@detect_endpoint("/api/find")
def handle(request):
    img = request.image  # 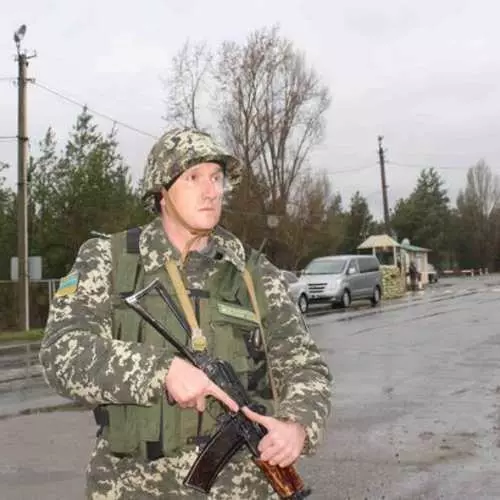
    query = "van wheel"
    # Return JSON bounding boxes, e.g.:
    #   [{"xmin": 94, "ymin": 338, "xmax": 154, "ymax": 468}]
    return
[
  {"xmin": 371, "ymin": 286, "xmax": 381, "ymax": 306},
  {"xmin": 298, "ymin": 294, "xmax": 308, "ymax": 314},
  {"xmin": 341, "ymin": 290, "xmax": 351, "ymax": 309}
]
